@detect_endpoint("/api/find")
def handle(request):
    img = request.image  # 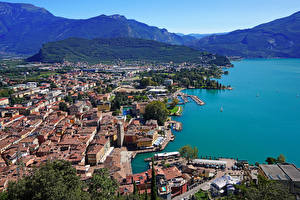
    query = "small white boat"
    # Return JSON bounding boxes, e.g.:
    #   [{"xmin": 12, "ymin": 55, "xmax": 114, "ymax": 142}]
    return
[{"xmin": 220, "ymin": 106, "xmax": 223, "ymax": 112}]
